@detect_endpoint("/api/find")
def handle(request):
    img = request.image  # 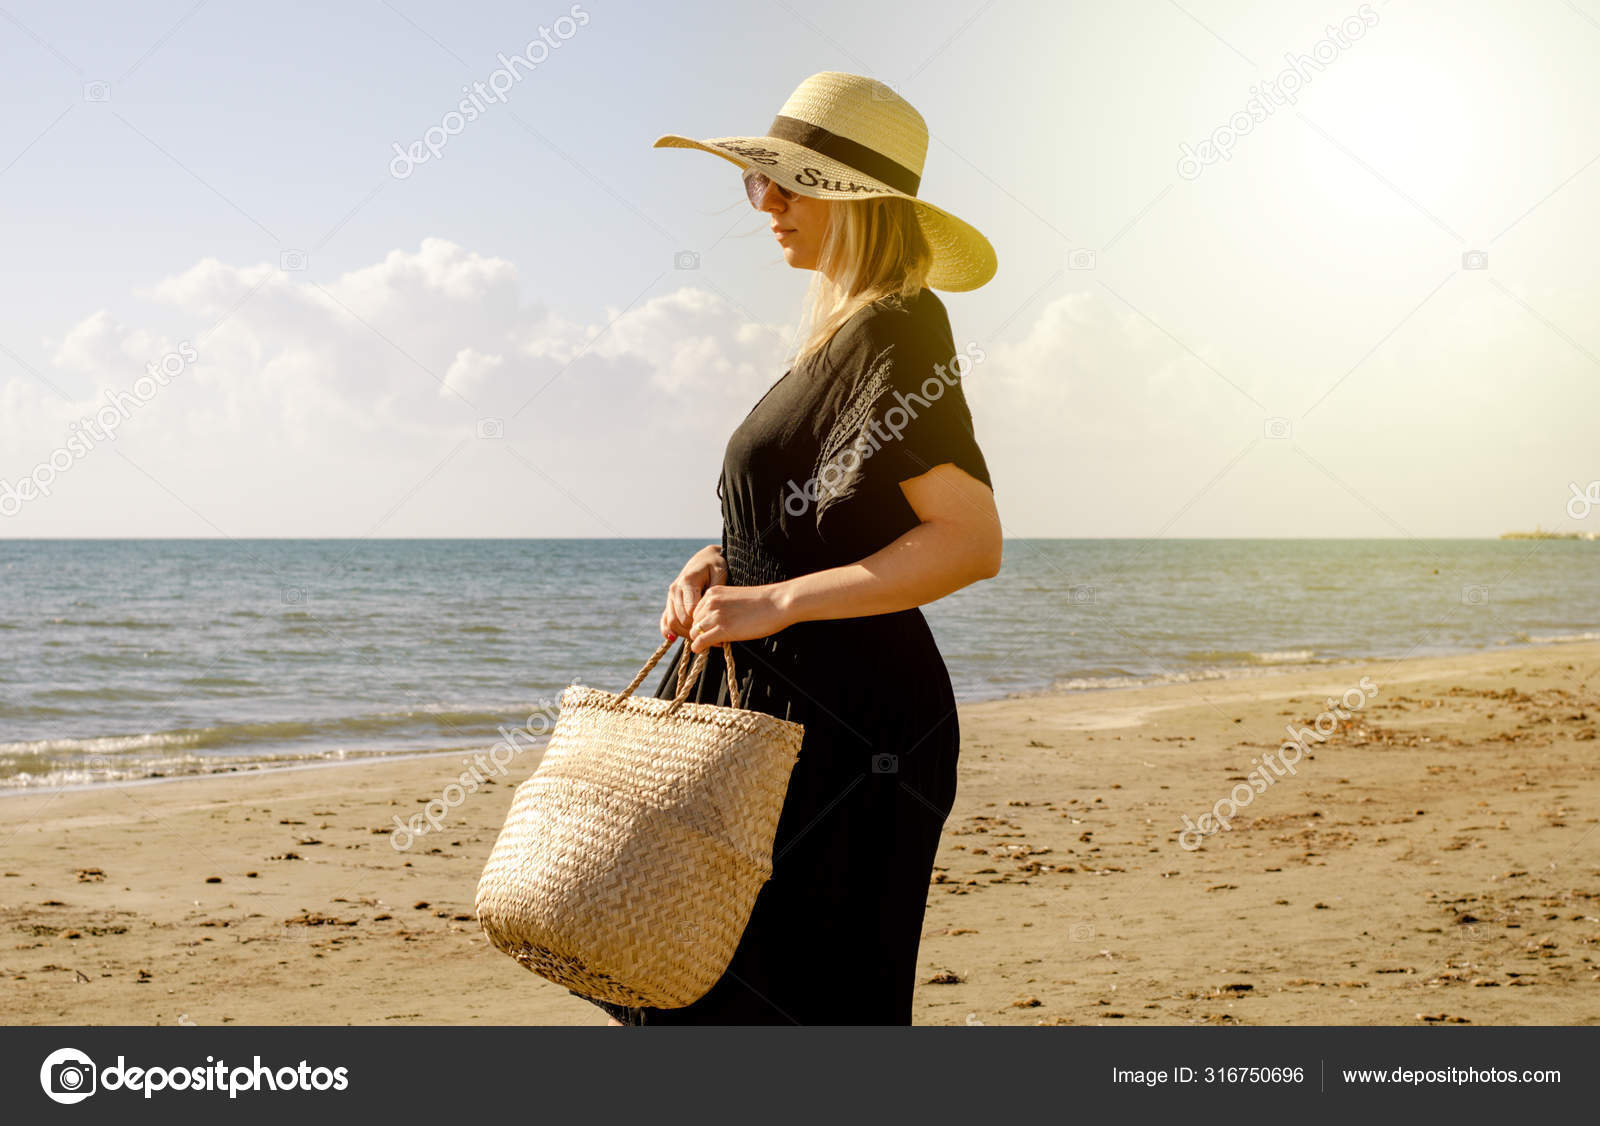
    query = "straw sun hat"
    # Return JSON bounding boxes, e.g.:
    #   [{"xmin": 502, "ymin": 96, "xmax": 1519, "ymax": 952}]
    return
[{"xmin": 653, "ymin": 71, "xmax": 997, "ymax": 292}]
